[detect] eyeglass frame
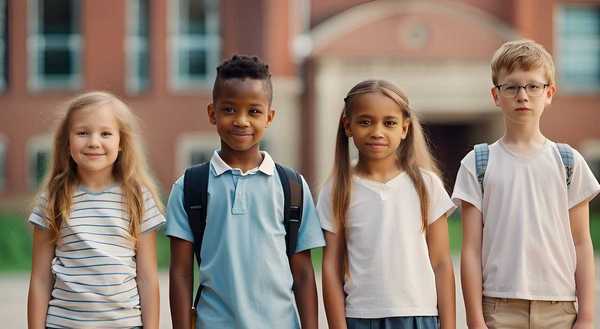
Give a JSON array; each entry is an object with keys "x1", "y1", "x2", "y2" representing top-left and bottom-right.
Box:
[{"x1": 494, "y1": 82, "x2": 550, "y2": 97}]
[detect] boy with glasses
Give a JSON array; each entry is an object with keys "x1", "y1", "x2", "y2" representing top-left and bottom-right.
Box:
[{"x1": 453, "y1": 39, "x2": 600, "y2": 329}]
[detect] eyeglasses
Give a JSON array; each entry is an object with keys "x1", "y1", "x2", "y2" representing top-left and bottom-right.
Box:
[{"x1": 495, "y1": 82, "x2": 549, "y2": 97}]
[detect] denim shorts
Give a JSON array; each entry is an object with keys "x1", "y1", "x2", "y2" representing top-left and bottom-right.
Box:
[{"x1": 346, "y1": 316, "x2": 439, "y2": 329}]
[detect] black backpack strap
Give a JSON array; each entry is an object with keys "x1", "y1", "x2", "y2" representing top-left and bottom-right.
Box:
[
  {"x1": 275, "y1": 164, "x2": 303, "y2": 257},
  {"x1": 183, "y1": 162, "x2": 210, "y2": 309}
]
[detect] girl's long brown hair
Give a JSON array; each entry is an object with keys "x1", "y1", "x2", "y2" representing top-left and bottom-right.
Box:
[
  {"x1": 39, "y1": 91, "x2": 163, "y2": 243},
  {"x1": 332, "y1": 80, "x2": 440, "y2": 271}
]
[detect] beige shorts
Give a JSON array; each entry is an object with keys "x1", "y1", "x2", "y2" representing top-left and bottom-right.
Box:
[{"x1": 483, "y1": 296, "x2": 577, "y2": 329}]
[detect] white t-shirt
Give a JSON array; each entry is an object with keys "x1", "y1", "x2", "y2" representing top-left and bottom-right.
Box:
[
  {"x1": 29, "y1": 184, "x2": 165, "y2": 328},
  {"x1": 317, "y1": 170, "x2": 455, "y2": 318},
  {"x1": 452, "y1": 140, "x2": 600, "y2": 301}
]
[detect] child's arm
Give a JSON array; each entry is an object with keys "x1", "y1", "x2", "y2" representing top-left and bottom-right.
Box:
[
  {"x1": 169, "y1": 237, "x2": 195, "y2": 329},
  {"x1": 290, "y1": 250, "x2": 319, "y2": 329},
  {"x1": 427, "y1": 214, "x2": 456, "y2": 329},
  {"x1": 27, "y1": 226, "x2": 55, "y2": 329},
  {"x1": 570, "y1": 200, "x2": 595, "y2": 329},
  {"x1": 322, "y1": 231, "x2": 347, "y2": 329},
  {"x1": 136, "y1": 229, "x2": 160, "y2": 329},
  {"x1": 460, "y1": 201, "x2": 488, "y2": 329}
]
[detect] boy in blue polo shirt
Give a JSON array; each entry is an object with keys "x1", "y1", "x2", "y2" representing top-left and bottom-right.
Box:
[{"x1": 166, "y1": 55, "x2": 325, "y2": 329}]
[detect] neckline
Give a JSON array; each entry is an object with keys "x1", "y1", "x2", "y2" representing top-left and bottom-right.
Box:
[
  {"x1": 78, "y1": 183, "x2": 119, "y2": 194},
  {"x1": 353, "y1": 171, "x2": 407, "y2": 187},
  {"x1": 498, "y1": 137, "x2": 549, "y2": 161}
]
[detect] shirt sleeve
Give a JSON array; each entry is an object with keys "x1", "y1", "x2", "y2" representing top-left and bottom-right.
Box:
[
  {"x1": 141, "y1": 187, "x2": 166, "y2": 233},
  {"x1": 28, "y1": 193, "x2": 49, "y2": 229},
  {"x1": 451, "y1": 150, "x2": 483, "y2": 212},
  {"x1": 294, "y1": 175, "x2": 326, "y2": 253},
  {"x1": 165, "y1": 176, "x2": 194, "y2": 242},
  {"x1": 316, "y1": 179, "x2": 337, "y2": 233},
  {"x1": 568, "y1": 148, "x2": 600, "y2": 209},
  {"x1": 424, "y1": 171, "x2": 456, "y2": 224}
]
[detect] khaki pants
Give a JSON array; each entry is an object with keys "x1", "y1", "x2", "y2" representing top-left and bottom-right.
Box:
[{"x1": 483, "y1": 296, "x2": 577, "y2": 329}]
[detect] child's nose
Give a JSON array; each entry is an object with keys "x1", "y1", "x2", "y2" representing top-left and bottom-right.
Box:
[
  {"x1": 233, "y1": 114, "x2": 250, "y2": 126},
  {"x1": 515, "y1": 87, "x2": 529, "y2": 101},
  {"x1": 87, "y1": 134, "x2": 101, "y2": 147},
  {"x1": 370, "y1": 125, "x2": 385, "y2": 137}
]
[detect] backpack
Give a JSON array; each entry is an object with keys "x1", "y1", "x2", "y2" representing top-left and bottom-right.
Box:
[
  {"x1": 474, "y1": 142, "x2": 574, "y2": 192},
  {"x1": 182, "y1": 161, "x2": 304, "y2": 309}
]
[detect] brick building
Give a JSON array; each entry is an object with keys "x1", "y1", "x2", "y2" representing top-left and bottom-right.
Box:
[{"x1": 0, "y1": 0, "x2": 599, "y2": 203}]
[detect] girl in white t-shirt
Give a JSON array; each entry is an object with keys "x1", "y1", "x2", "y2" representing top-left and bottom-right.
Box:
[
  {"x1": 27, "y1": 92, "x2": 165, "y2": 329},
  {"x1": 318, "y1": 80, "x2": 456, "y2": 329}
]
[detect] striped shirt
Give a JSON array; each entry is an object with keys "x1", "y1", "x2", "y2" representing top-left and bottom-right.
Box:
[{"x1": 28, "y1": 184, "x2": 165, "y2": 328}]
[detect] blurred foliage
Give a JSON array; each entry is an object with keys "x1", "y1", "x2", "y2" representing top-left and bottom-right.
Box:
[{"x1": 1, "y1": 212, "x2": 599, "y2": 272}]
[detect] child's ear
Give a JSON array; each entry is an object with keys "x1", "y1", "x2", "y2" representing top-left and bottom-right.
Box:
[
  {"x1": 401, "y1": 118, "x2": 411, "y2": 139},
  {"x1": 491, "y1": 86, "x2": 501, "y2": 107},
  {"x1": 545, "y1": 84, "x2": 557, "y2": 105},
  {"x1": 207, "y1": 103, "x2": 216, "y2": 125},
  {"x1": 342, "y1": 116, "x2": 352, "y2": 137},
  {"x1": 266, "y1": 107, "x2": 276, "y2": 127}
]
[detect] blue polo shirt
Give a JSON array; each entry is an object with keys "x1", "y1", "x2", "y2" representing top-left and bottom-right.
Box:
[{"x1": 166, "y1": 151, "x2": 325, "y2": 329}]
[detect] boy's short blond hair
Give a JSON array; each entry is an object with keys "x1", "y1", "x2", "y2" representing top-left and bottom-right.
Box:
[{"x1": 491, "y1": 39, "x2": 556, "y2": 86}]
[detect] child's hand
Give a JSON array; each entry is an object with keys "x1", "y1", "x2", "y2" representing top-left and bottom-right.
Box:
[
  {"x1": 467, "y1": 324, "x2": 489, "y2": 329},
  {"x1": 572, "y1": 319, "x2": 593, "y2": 329}
]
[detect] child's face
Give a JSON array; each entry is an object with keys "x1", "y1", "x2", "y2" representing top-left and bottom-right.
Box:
[
  {"x1": 208, "y1": 78, "x2": 274, "y2": 154},
  {"x1": 344, "y1": 93, "x2": 410, "y2": 163},
  {"x1": 491, "y1": 66, "x2": 556, "y2": 126},
  {"x1": 69, "y1": 105, "x2": 121, "y2": 183}
]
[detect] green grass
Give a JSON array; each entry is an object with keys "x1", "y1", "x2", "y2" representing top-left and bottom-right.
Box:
[
  {"x1": 0, "y1": 213, "x2": 33, "y2": 271},
  {"x1": 1, "y1": 212, "x2": 599, "y2": 272}
]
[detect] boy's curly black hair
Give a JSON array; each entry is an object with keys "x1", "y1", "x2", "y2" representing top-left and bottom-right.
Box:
[{"x1": 213, "y1": 55, "x2": 273, "y2": 103}]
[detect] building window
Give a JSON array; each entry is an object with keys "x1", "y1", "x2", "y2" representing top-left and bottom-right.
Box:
[
  {"x1": 176, "y1": 133, "x2": 220, "y2": 175},
  {"x1": 28, "y1": 136, "x2": 51, "y2": 189},
  {"x1": 170, "y1": 0, "x2": 220, "y2": 89},
  {"x1": 0, "y1": 138, "x2": 5, "y2": 191},
  {"x1": 127, "y1": 0, "x2": 150, "y2": 93},
  {"x1": 0, "y1": 0, "x2": 7, "y2": 90},
  {"x1": 29, "y1": 0, "x2": 81, "y2": 90},
  {"x1": 557, "y1": 6, "x2": 600, "y2": 92}
]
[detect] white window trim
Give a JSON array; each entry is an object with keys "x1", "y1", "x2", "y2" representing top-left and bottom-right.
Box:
[
  {"x1": 27, "y1": 134, "x2": 52, "y2": 190},
  {"x1": 175, "y1": 133, "x2": 220, "y2": 176},
  {"x1": 169, "y1": 0, "x2": 220, "y2": 90},
  {"x1": 0, "y1": 0, "x2": 6, "y2": 90},
  {"x1": 28, "y1": 0, "x2": 82, "y2": 91},
  {"x1": 556, "y1": 5, "x2": 600, "y2": 94},
  {"x1": 126, "y1": 0, "x2": 149, "y2": 93},
  {"x1": 0, "y1": 135, "x2": 6, "y2": 191}
]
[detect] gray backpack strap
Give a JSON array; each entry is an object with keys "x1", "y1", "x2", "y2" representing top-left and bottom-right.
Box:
[
  {"x1": 474, "y1": 143, "x2": 489, "y2": 192},
  {"x1": 556, "y1": 143, "x2": 574, "y2": 188}
]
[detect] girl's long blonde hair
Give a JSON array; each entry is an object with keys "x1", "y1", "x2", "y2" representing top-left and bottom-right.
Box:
[
  {"x1": 332, "y1": 80, "x2": 440, "y2": 268},
  {"x1": 39, "y1": 91, "x2": 163, "y2": 242}
]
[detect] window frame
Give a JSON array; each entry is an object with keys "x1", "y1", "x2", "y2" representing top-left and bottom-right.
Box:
[
  {"x1": 126, "y1": 0, "x2": 150, "y2": 93},
  {"x1": 556, "y1": 5, "x2": 600, "y2": 94},
  {"x1": 169, "y1": 0, "x2": 220, "y2": 90},
  {"x1": 175, "y1": 133, "x2": 220, "y2": 175},
  {"x1": 27, "y1": 135, "x2": 51, "y2": 190},
  {"x1": 28, "y1": 0, "x2": 82, "y2": 91},
  {"x1": 0, "y1": 0, "x2": 7, "y2": 90},
  {"x1": 0, "y1": 136, "x2": 6, "y2": 191}
]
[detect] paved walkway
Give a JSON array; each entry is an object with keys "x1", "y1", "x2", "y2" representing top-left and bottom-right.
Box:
[{"x1": 4, "y1": 258, "x2": 600, "y2": 328}]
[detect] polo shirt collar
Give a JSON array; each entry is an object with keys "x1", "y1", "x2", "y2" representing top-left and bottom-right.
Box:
[{"x1": 210, "y1": 150, "x2": 275, "y2": 176}]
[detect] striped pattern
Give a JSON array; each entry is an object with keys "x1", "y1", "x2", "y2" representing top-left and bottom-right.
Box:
[{"x1": 29, "y1": 185, "x2": 165, "y2": 328}]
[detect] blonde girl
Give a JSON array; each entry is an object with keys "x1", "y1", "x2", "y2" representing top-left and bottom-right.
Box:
[
  {"x1": 318, "y1": 80, "x2": 456, "y2": 329},
  {"x1": 27, "y1": 91, "x2": 165, "y2": 329}
]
